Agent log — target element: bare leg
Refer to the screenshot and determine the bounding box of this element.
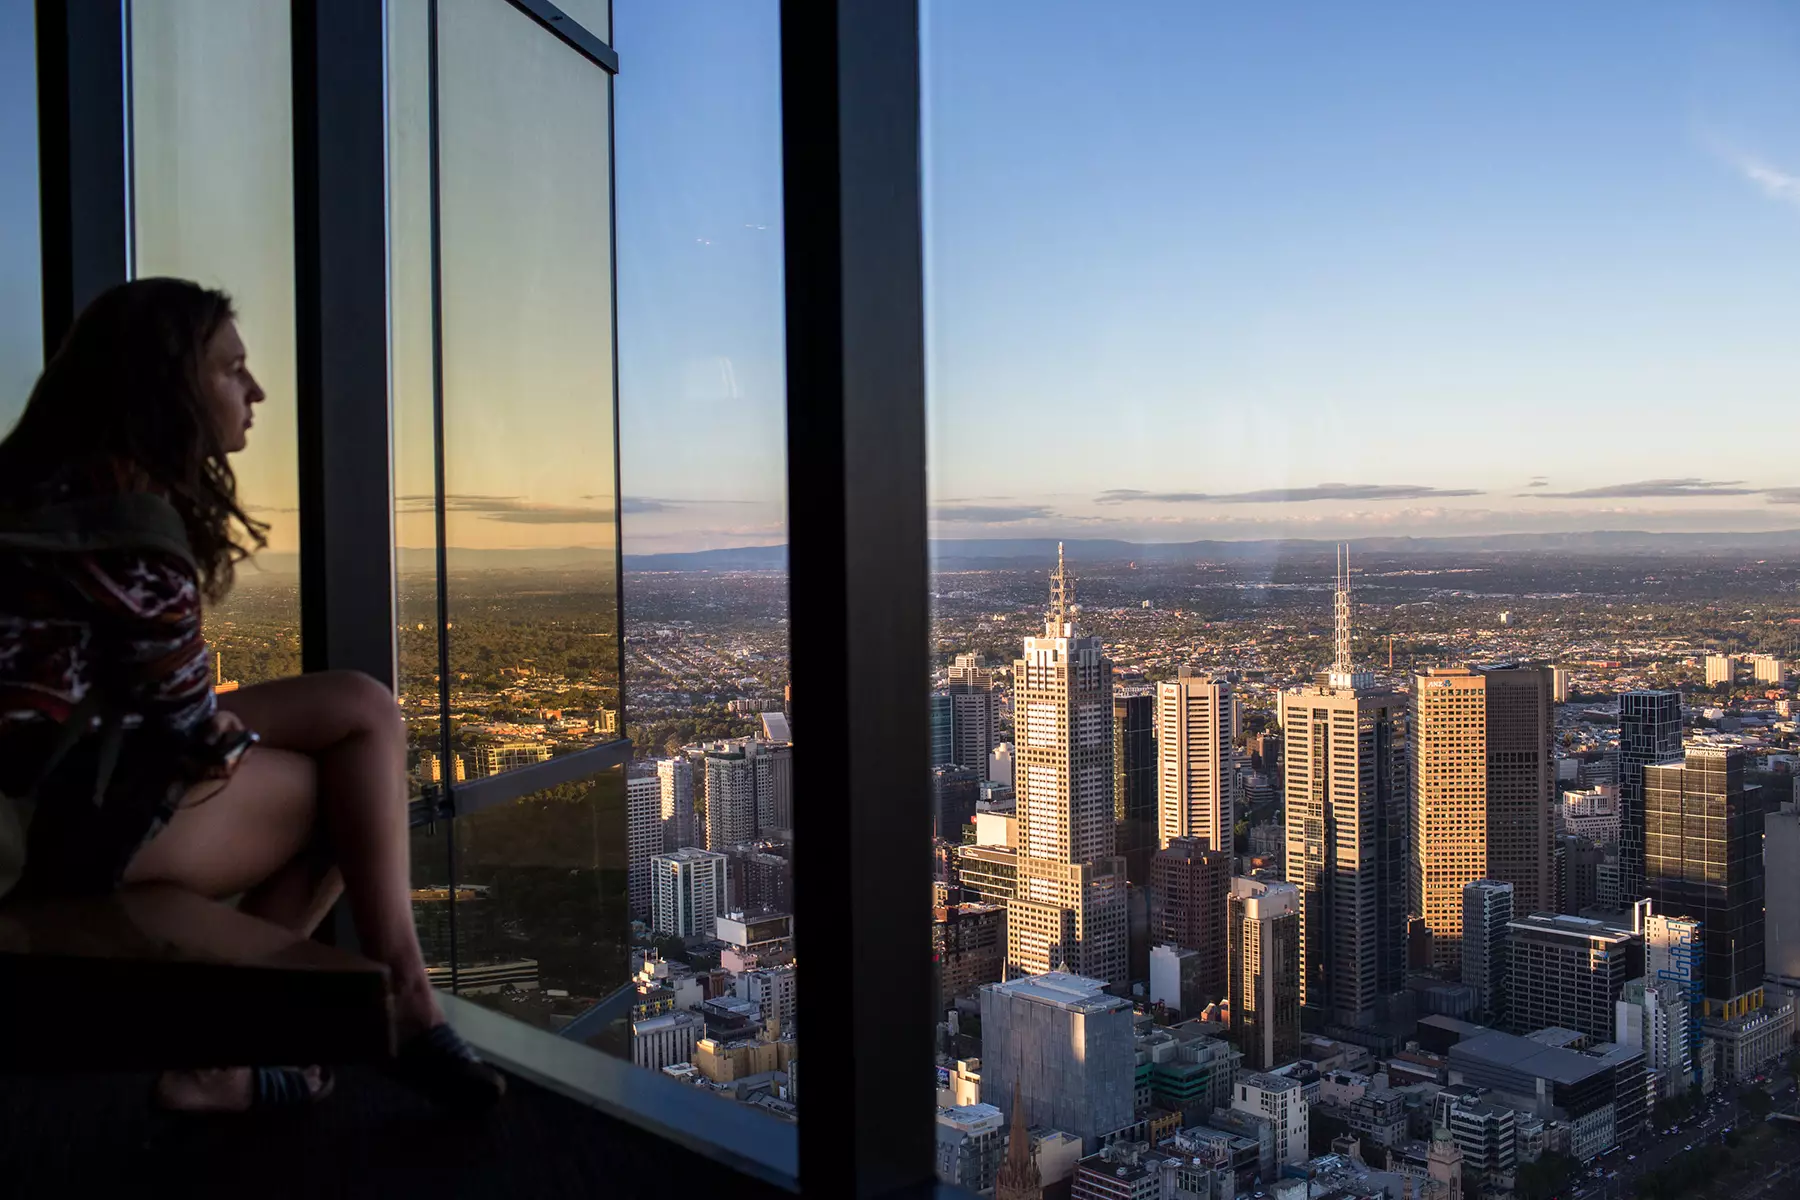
[220,671,442,1036]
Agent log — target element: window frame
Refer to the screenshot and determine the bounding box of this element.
[35,0,943,1193]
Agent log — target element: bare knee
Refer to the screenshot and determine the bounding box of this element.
[321,669,404,741]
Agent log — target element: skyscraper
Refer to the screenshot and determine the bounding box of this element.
[1156,668,1234,853]
[1113,691,1157,884]
[931,691,956,766]
[1482,665,1556,917]
[980,972,1135,1153]
[1280,546,1407,1027]
[1006,546,1129,985]
[1409,664,1554,976]
[651,847,728,938]
[1644,748,1765,1017]
[1227,876,1301,1071]
[1410,667,1488,976]
[1506,913,1642,1042]
[702,743,759,850]
[949,653,1001,779]
[1150,837,1231,1006]
[1617,690,1681,905]
[1461,879,1513,1025]
[656,756,696,850]
[627,769,663,922]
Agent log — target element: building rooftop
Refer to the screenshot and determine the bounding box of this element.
[987,972,1132,1014]
[1239,1070,1301,1093]
[1508,912,1637,944]
[1449,1029,1627,1085]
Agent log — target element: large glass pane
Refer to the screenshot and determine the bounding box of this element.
[438,0,620,779]
[440,766,630,1040]
[615,0,792,1116]
[922,0,1800,1175]
[0,0,40,427]
[388,0,445,802]
[555,0,612,45]
[131,0,300,687]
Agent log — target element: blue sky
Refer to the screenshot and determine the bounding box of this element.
[623,0,1800,549]
[5,2,1799,553]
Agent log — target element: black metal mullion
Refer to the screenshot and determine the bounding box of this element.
[503,0,619,74]
[782,2,930,1195]
[607,70,628,749]
[35,0,130,355]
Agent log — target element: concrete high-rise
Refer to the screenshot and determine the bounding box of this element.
[1112,691,1157,884]
[1227,876,1301,1071]
[1461,880,1513,1024]
[656,756,696,850]
[1156,668,1234,853]
[1506,913,1642,1042]
[1409,664,1554,976]
[1618,690,1682,904]
[627,769,663,922]
[1749,654,1785,686]
[1704,654,1738,688]
[1006,546,1129,986]
[980,972,1135,1153]
[1281,546,1407,1027]
[948,653,1001,779]
[1149,837,1231,1006]
[702,743,759,850]
[651,847,728,938]
[1645,748,1765,1017]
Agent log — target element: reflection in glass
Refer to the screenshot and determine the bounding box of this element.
[441,767,629,1049]
[437,0,620,779]
[0,0,39,427]
[131,0,300,688]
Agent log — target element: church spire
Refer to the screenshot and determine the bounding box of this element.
[995,1080,1042,1200]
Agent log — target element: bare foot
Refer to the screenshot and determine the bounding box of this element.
[153,1066,328,1112]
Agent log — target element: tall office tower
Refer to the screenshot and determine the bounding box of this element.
[931,692,956,766]
[1482,665,1555,917]
[702,744,759,850]
[1410,665,1554,976]
[752,739,794,834]
[1157,667,1235,852]
[1150,837,1231,1006]
[934,901,1007,1012]
[1506,913,1643,1042]
[1112,691,1157,884]
[651,847,728,938]
[1750,654,1785,685]
[1006,546,1129,986]
[980,973,1135,1153]
[657,756,696,850]
[1552,666,1571,704]
[627,770,663,922]
[1410,667,1486,976]
[1617,690,1681,904]
[1280,547,1407,1026]
[1704,654,1738,688]
[1227,876,1301,1070]
[1645,748,1766,1017]
[948,653,1001,778]
[1461,880,1513,1024]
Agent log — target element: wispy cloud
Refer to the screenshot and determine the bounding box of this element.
[1098,482,1483,505]
[1526,476,1549,488]
[932,503,1057,524]
[397,493,613,524]
[1768,488,1800,505]
[1737,156,1800,210]
[1525,478,1757,499]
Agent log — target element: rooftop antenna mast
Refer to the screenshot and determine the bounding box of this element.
[1048,541,1074,635]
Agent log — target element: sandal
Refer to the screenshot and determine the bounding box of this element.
[383,1023,506,1111]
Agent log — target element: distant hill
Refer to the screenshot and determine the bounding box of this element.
[622,545,788,571]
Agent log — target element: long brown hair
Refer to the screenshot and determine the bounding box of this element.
[0,278,268,600]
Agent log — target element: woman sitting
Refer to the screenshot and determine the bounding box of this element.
[0,278,503,1113]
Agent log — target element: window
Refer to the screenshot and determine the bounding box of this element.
[0,0,39,421]
[131,0,300,688]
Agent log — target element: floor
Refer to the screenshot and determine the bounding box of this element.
[0,1064,794,1198]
